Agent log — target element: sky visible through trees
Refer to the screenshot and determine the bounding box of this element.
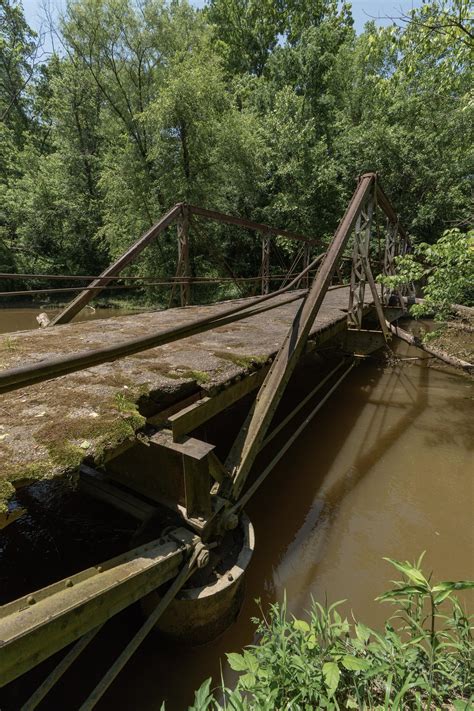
[22,0,426,41]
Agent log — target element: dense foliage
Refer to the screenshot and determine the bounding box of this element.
[0,0,472,304]
[190,556,473,710]
[381,228,474,319]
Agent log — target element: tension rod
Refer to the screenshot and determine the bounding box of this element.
[232,360,356,513]
[78,541,205,711]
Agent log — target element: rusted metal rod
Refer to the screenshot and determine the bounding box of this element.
[78,543,203,711]
[189,205,318,244]
[233,361,356,511]
[0,257,325,395]
[261,359,346,448]
[0,272,293,283]
[0,275,303,297]
[23,625,104,711]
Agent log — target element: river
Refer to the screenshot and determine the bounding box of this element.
[0,309,472,710]
[0,305,137,334]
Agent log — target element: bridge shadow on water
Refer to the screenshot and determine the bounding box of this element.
[71,352,474,710]
[244,353,430,608]
[97,348,474,711]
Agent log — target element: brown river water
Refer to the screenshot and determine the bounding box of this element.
[0,308,473,710]
[0,305,136,334]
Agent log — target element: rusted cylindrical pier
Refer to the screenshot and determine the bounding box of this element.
[142,515,255,644]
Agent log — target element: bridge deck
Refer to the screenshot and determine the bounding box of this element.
[0,286,360,511]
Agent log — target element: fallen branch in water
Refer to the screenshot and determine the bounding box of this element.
[387,321,473,374]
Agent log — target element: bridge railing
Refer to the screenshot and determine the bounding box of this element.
[0,172,411,397]
[42,204,320,326]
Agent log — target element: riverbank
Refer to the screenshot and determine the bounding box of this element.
[401,312,474,371]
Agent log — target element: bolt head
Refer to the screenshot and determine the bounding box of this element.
[197,549,210,569]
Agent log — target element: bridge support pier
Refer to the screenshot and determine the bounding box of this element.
[142,514,255,645]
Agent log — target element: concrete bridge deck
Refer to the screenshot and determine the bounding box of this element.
[0,286,363,512]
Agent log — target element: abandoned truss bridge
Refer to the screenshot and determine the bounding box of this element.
[0,173,415,708]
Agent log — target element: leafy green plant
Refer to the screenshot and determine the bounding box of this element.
[189,556,473,710]
[380,228,474,319]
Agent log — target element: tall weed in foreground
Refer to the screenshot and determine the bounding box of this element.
[189,555,473,710]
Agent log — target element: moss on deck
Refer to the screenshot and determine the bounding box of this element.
[0,290,353,512]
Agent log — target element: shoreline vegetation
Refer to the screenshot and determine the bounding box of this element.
[188,556,473,711]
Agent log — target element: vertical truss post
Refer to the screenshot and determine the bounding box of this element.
[348,196,374,329]
[302,242,311,289]
[261,232,271,295]
[177,205,191,307]
[383,220,407,309]
[399,233,417,304]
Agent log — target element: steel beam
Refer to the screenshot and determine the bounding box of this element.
[227,173,376,500]
[79,465,157,521]
[189,205,317,245]
[168,366,270,440]
[0,528,197,687]
[50,203,183,326]
[344,329,387,355]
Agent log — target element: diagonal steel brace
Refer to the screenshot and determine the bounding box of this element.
[226,173,377,500]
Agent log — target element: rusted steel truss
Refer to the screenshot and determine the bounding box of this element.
[261,232,271,294]
[49,205,317,326]
[225,173,407,500]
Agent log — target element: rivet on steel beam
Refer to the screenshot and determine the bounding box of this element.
[27,596,35,605]
[65,579,73,588]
